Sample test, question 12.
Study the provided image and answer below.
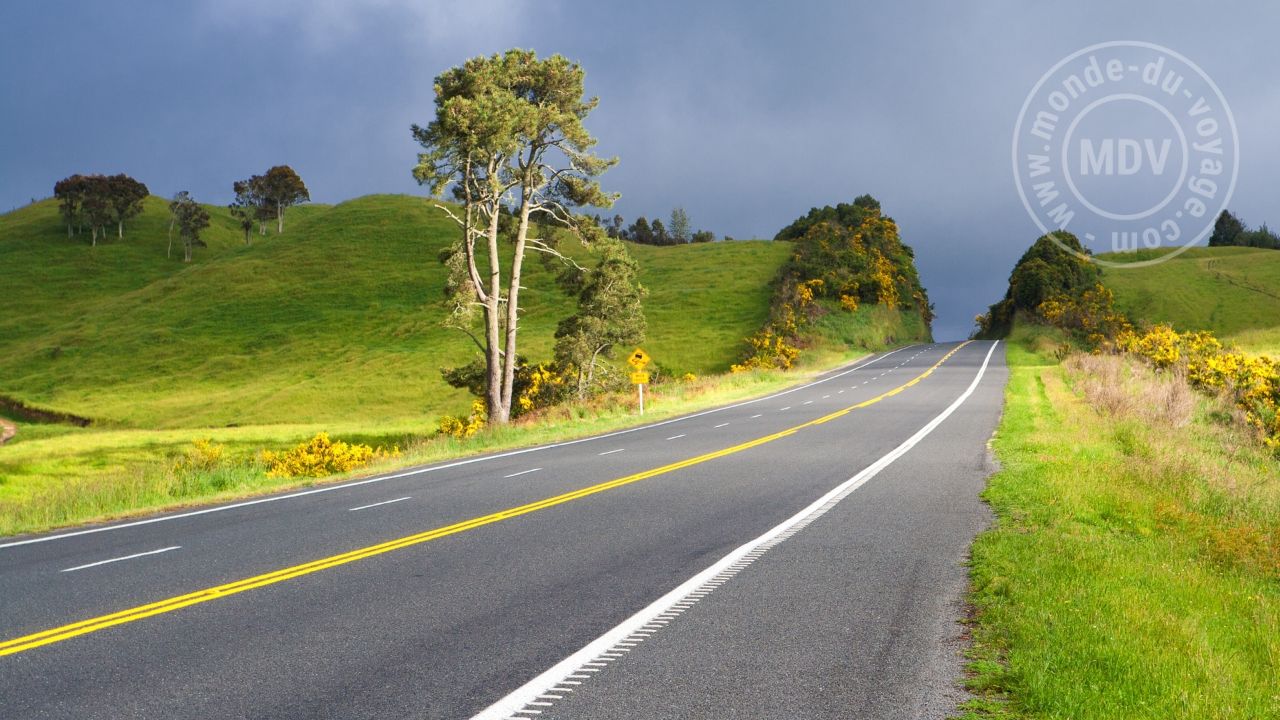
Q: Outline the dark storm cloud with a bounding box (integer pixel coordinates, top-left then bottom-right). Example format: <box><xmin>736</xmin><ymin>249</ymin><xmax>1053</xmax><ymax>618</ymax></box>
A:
<box><xmin>2</xmin><ymin>1</ymin><xmax>1277</xmax><ymax>339</ymax></box>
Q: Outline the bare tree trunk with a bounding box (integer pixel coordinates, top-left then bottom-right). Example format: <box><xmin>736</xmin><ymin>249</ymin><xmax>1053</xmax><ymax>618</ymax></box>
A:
<box><xmin>67</xmin><ymin>223</ymin><xmax>72</xmax><ymax>238</ymax></box>
<box><xmin>483</xmin><ymin>207</ymin><xmax>506</xmax><ymax>422</ymax></box>
<box><xmin>118</xmin><ymin>220</ymin><xmax>123</xmax><ymax>239</ymax></box>
<box><xmin>277</xmin><ymin>203</ymin><xmax>283</xmax><ymax>234</ymax></box>
<box><xmin>244</xmin><ymin>228</ymin><xmax>251</xmax><ymax>245</ymax></box>
<box><xmin>500</xmin><ymin>191</ymin><xmax>533</xmax><ymax>422</ymax></box>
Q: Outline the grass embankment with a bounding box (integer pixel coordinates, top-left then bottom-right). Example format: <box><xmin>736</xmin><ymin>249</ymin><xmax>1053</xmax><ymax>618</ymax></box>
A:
<box><xmin>1101</xmin><ymin>246</ymin><xmax>1280</xmax><ymax>355</ymax></box>
<box><xmin>961</xmin><ymin>324</ymin><xmax>1280</xmax><ymax>718</ymax></box>
<box><xmin>0</xmin><ymin>195</ymin><xmax>928</xmax><ymax>536</ymax></box>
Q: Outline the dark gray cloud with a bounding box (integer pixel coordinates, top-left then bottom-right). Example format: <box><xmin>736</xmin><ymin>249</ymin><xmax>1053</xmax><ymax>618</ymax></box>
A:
<box><xmin>2</xmin><ymin>1</ymin><xmax>1277</xmax><ymax>339</ymax></box>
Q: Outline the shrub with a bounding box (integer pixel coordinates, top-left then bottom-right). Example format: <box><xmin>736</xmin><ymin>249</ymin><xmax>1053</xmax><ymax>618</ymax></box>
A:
<box><xmin>731</xmin><ymin>329</ymin><xmax>801</xmax><ymax>372</ymax></box>
<box><xmin>438</xmin><ymin>399</ymin><xmax>487</xmax><ymax>439</ymax></box>
<box><xmin>260</xmin><ymin>432</ymin><xmax>398</xmax><ymax>478</ymax></box>
<box><xmin>172</xmin><ymin>438</ymin><xmax>227</xmax><ymax>473</ymax></box>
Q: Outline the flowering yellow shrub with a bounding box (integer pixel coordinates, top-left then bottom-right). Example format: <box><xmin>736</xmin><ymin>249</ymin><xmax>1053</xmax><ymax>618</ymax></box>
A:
<box><xmin>731</xmin><ymin>329</ymin><xmax>801</xmax><ymax>372</ymax></box>
<box><xmin>1111</xmin><ymin>325</ymin><xmax>1280</xmax><ymax>451</ymax></box>
<box><xmin>870</xmin><ymin>252</ymin><xmax>899</xmax><ymax>309</ymax></box>
<box><xmin>517</xmin><ymin>363</ymin><xmax>567</xmax><ymax>414</ymax></box>
<box><xmin>839</xmin><ymin>294</ymin><xmax>859</xmax><ymax>313</ymax></box>
<box><xmin>439</xmin><ymin>399</ymin><xmax>486</xmax><ymax>439</ymax></box>
<box><xmin>1131</xmin><ymin>324</ymin><xmax>1182</xmax><ymax>368</ymax></box>
<box><xmin>261</xmin><ymin>433</ymin><xmax>399</xmax><ymax>478</ymax></box>
<box><xmin>173</xmin><ymin>439</ymin><xmax>226</xmax><ymax>473</ymax></box>
<box><xmin>1037</xmin><ymin>284</ymin><xmax>1133</xmax><ymax>350</ymax></box>
<box><xmin>682</xmin><ymin>372</ymin><xmax>697</xmax><ymax>382</ymax></box>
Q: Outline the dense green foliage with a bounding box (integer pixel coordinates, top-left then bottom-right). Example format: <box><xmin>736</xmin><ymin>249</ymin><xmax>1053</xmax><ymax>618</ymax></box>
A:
<box><xmin>772</xmin><ymin>193</ymin><xmax>882</xmax><ymax>242</ymax></box>
<box><xmin>555</xmin><ymin>236</ymin><xmax>647</xmax><ymax>398</ymax></box>
<box><xmin>53</xmin><ymin>173</ymin><xmax>149</xmax><ymax>243</ymax></box>
<box><xmin>974</xmin><ymin>232</ymin><xmax>1101</xmax><ymax>338</ymax></box>
<box><xmin>1209</xmin><ymin>209</ymin><xmax>1279</xmax><ymax>249</ymax></box>
<box><xmin>775</xmin><ymin>195</ymin><xmax>932</xmax><ymax>321</ymax></box>
<box><xmin>731</xmin><ymin>195</ymin><xmax>932</xmax><ymax>370</ymax></box>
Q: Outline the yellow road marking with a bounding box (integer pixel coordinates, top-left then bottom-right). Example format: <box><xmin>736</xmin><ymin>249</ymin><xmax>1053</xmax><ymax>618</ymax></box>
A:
<box><xmin>0</xmin><ymin>342</ymin><xmax>971</xmax><ymax>657</ymax></box>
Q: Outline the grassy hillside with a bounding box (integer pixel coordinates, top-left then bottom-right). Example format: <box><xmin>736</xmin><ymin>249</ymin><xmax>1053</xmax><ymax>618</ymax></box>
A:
<box><xmin>0</xmin><ymin>195</ymin><xmax>790</xmax><ymax>428</ymax></box>
<box><xmin>1100</xmin><ymin>246</ymin><xmax>1280</xmax><ymax>354</ymax></box>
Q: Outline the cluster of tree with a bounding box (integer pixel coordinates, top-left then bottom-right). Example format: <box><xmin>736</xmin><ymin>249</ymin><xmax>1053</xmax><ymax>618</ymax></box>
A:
<box><xmin>229</xmin><ymin>165</ymin><xmax>310</xmax><ymax>244</ymax></box>
<box><xmin>779</xmin><ymin>195</ymin><xmax>932</xmax><ymax>319</ymax></box>
<box><xmin>414</xmin><ymin>49</ymin><xmax>630</xmax><ymax>425</ymax></box>
<box><xmin>52</xmin><ymin>174</ymin><xmax>149</xmax><ymax>245</ymax></box>
<box><xmin>167</xmin><ymin>192</ymin><xmax>210</xmax><ymax>262</ymax></box>
<box><xmin>1209</xmin><ymin>210</ymin><xmax>1280</xmax><ymax>249</ymax></box>
<box><xmin>973</xmin><ymin>231</ymin><xmax>1101</xmax><ymax>339</ymax></box>
<box><xmin>600</xmin><ymin>207</ymin><xmax>717</xmax><ymax>245</ymax></box>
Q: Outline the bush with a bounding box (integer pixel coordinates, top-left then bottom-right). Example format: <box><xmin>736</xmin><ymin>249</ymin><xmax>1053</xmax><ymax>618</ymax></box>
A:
<box><xmin>438</xmin><ymin>399</ymin><xmax>487</xmax><ymax>439</ymax></box>
<box><xmin>260</xmin><ymin>432</ymin><xmax>398</xmax><ymax>478</ymax></box>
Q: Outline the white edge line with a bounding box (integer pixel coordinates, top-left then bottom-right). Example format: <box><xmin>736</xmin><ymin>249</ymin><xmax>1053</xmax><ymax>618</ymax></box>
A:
<box><xmin>0</xmin><ymin>345</ymin><xmax>925</xmax><ymax>549</ymax></box>
<box><xmin>348</xmin><ymin>496</ymin><xmax>413</xmax><ymax>512</ymax></box>
<box><xmin>469</xmin><ymin>340</ymin><xmax>999</xmax><ymax>720</ymax></box>
<box><xmin>61</xmin><ymin>546</ymin><xmax>181</xmax><ymax>573</ymax></box>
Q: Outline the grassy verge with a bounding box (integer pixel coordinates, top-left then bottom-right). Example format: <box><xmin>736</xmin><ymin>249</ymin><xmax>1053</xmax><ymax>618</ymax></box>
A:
<box><xmin>0</xmin><ymin>342</ymin><xmax>893</xmax><ymax>538</ymax></box>
<box><xmin>959</xmin><ymin>324</ymin><xmax>1280</xmax><ymax>718</ymax></box>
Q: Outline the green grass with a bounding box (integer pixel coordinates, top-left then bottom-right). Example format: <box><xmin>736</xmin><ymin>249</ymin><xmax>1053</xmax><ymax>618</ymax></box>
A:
<box><xmin>1100</xmin><ymin>246</ymin><xmax>1280</xmax><ymax>353</ymax></box>
<box><xmin>0</xmin><ymin>195</ymin><xmax>928</xmax><ymax>535</ymax></box>
<box><xmin>959</xmin><ymin>323</ymin><xmax>1280</xmax><ymax>718</ymax></box>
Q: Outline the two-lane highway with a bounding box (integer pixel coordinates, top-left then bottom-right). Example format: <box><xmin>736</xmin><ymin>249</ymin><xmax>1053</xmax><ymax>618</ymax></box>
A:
<box><xmin>0</xmin><ymin>341</ymin><xmax>1005</xmax><ymax>719</ymax></box>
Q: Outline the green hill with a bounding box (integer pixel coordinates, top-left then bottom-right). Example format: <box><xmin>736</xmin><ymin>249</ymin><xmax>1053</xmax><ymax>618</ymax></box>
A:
<box><xmin>1099</xmin><ymin>247</ymin><xmax>1280</xmax><ymax>354</ymax></box>
<box><xmin>0</xmin><ymin>195</ymin><xmax>792</xmax><ymax>429</ymax></box>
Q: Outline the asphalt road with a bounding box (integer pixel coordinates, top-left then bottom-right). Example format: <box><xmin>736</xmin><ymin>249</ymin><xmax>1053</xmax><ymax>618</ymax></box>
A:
<box><xmin>0</xmin><ymin>340</ymin><xmax>1006</xmax><ymax>719</ymax></box>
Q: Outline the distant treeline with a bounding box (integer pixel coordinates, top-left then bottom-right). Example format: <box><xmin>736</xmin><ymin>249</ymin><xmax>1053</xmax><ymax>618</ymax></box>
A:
<box><xmin>1210</xmin><ymin>210</ymin><xmax>1280</xmax><ymax>249</ymax></box>
<box><xmin>594</xmin><ymin>207</ymin><xmax>721</xmax><ymax>245</ymax></box>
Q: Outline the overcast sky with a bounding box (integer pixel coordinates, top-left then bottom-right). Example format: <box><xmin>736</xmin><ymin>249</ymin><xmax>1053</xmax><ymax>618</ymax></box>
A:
<box><xmin>2</xmin><ymin>1</ymin><xmax>1277</xmax><ymax>339</ymax></box>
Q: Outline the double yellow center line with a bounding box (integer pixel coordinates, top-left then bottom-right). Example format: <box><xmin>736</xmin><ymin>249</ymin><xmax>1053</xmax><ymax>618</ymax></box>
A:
<box><xmin>0</xmin><ymin>341</ymin><xmax>971</xmax><ymax>657</ymax></box>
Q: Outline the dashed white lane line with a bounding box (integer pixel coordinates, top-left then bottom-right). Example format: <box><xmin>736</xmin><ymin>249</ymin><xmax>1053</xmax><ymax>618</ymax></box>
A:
<box><xmin>779</xmin><ymin>406</ymin><xmax>791</xmax><ymax>411</ymax></box>
<box><xmin>802</xmin><ymin>400</ymin><xmax>813</xmax><ymax>405</ymax></box>
<box><xmin>503</xmin><ymin>468</ymin><xmax>542</xmax><ymax>479</ymax></box>
<box><xmin>665</xmin><ymin>434</ymin><xmax>686</xmax><ymax>440</ymax></box>
<box><xmin>597</xmin><ymin>448</ymin><xmax>625</xmax><ymax>456</ymax></box>
<box><xmin>822</xmin><ymin>395</ymin><xmax>830</xmax><ymax>399</ymax></box>
<box><xmin>749</xmin><ymin>414</ymin><xmax>763</xmax><ymax>419</ymax></box>
<box><xmin>61</xmin><ymin>546</ymin><xmax>181</xmax><ymax>573</ymax></box>
<box><xmin>474</xmin><ymin>341</ymin><xmax>1001</xmax><ymax>720</ymax></box>
<box><xmin>713</xmin><ymin>423</ymin><xmax>730</xmax><ymax>429</ymax></box>
<box><xmin>348</xmin><ymin>496</ymin><xmax>412</xmax><ymax>512</ymax></box>
<box><xmin>837</xmin><ymin>390</ymin><xmax>845</xmax><ymax>394</ymax></box>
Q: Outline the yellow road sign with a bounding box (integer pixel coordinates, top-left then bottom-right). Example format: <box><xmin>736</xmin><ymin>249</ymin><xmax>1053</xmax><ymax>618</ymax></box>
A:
<box><xmin>627</xmin><ymin>348</ymin><xmax>650</xmax><ymax>369</ymax></box>
<box><xmin>630</xmin><ymin>371</ymin><xmax>650</xmax><ymax>385</ymax></box>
